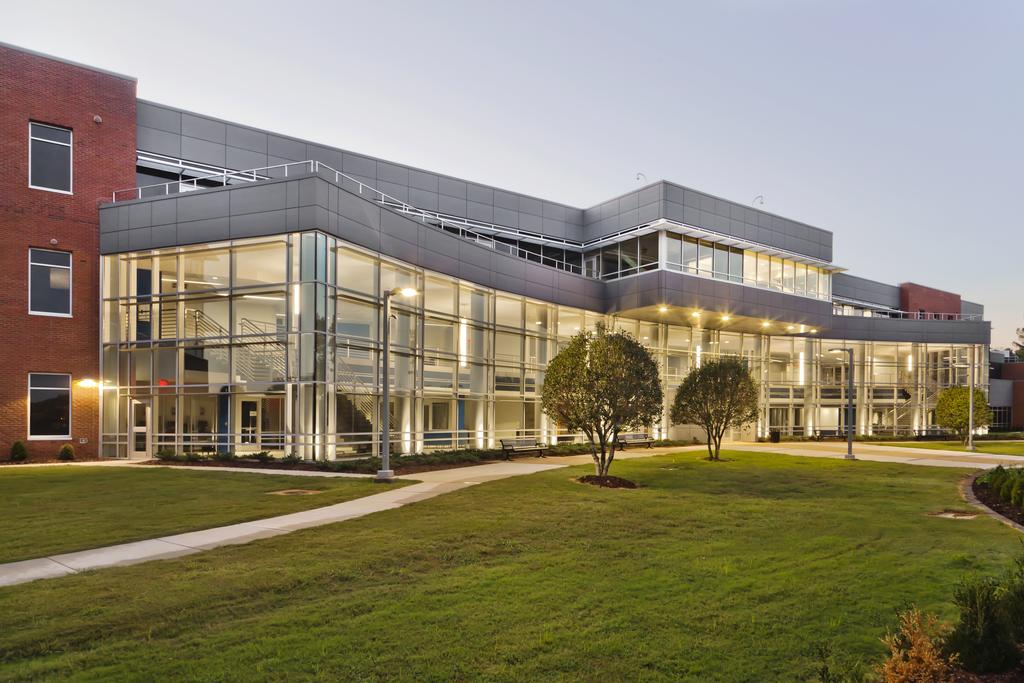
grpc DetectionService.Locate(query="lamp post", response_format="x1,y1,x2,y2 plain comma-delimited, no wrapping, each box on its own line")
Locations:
377,286,419,482
829,347,856,460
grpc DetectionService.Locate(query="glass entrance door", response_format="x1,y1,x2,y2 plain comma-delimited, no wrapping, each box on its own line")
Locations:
130,399,151,459
240,400,259,445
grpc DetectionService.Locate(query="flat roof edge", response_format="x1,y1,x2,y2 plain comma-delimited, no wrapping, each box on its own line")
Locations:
0,40,136,82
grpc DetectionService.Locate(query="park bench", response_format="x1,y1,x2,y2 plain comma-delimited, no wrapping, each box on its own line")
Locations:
499,438,546,459
616,432,655,449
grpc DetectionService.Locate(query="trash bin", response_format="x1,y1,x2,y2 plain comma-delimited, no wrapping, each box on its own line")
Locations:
769,429,781,443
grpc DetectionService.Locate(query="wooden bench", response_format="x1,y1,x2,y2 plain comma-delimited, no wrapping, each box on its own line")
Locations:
499,438,546,459
616,433,655,449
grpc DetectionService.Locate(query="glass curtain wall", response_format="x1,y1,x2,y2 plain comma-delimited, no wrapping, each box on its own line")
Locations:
101,231,983,459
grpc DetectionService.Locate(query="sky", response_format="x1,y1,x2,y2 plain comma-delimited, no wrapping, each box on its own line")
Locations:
3,0,1022,347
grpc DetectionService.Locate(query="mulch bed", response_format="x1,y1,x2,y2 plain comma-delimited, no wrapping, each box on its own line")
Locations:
0,458,102,467
576,475,638,489
972,480,1024,527
951,663,1024,681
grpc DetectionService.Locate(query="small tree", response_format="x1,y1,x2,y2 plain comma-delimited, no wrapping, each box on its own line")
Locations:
935,387,991,444
671,358,758,461
540,324,662,477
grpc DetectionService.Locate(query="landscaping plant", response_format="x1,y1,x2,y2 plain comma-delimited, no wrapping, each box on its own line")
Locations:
944,575,1019,673
878,607,956,683
540,323,662,477
57,443,74,461
670,358,759,461
9,440,27,462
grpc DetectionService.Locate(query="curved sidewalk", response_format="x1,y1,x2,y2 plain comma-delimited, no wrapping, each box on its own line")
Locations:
0,460,563,588
1,442,1017,588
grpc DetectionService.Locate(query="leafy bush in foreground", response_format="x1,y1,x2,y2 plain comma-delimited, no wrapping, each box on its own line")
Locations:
945,575,1019,673
878,607,956,682
57,444,74,461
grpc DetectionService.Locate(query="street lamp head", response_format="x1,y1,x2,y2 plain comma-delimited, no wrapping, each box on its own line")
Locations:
390,287,419,298
828,348,845,354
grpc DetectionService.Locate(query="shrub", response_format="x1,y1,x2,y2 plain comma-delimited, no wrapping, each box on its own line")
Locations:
945,576,1019,673
878,607,956,683
1014,480,1024,508
57,443,74,461
253,451,273,463
9,441,27,462
154,450,181,462
1002,548,1024,643
985,466,1007,491
213,450,236,462
999,473,1019,502
281,453,301,465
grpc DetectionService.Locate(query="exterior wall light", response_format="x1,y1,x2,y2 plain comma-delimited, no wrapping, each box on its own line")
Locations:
77,379,99,389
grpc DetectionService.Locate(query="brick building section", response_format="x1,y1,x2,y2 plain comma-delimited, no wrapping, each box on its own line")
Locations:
899,282,961,317
0,46,136,458
998,363,1024,430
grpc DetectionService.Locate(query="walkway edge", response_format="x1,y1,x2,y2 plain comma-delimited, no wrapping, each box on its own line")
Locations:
0,461,565,588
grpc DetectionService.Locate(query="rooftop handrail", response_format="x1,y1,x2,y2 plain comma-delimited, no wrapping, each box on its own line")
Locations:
831,305,982,322
112,160,588,274
111,160,839,265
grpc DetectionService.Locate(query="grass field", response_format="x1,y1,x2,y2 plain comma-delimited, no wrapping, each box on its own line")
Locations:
0,466,406,563
876,440,1024,456
0,451,1019,681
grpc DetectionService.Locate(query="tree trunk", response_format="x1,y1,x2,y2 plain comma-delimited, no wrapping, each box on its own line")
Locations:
705,428,715,461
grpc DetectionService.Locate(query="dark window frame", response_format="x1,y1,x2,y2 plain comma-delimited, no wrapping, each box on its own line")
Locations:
28,372,72,440
29,248,72,317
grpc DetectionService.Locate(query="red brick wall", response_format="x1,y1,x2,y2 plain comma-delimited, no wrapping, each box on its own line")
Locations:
899,282,961,316
0,45,135,459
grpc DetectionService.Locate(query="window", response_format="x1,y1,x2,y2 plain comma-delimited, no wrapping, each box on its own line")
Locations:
29,249,72,316
29,123,72,193
28,373,71,439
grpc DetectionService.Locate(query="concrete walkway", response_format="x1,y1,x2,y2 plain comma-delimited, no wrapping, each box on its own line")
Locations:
0,460,563,588
2,442,1020,588
731,441,1024,469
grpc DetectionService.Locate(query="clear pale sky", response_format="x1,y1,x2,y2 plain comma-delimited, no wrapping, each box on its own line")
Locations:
4,1,1021,347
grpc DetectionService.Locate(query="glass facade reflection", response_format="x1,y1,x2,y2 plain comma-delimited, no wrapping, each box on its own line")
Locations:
100,231,985,459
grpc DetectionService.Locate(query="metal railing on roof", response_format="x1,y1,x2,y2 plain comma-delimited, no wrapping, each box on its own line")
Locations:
113,160,589,274
831,303,983,322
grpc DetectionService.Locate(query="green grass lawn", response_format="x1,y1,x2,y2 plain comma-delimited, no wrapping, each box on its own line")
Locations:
876,440,1024,455
0,451,1019,681
0,466,406,563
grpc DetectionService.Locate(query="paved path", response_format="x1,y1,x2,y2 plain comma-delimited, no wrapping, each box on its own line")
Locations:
2,442,1019,588
731,441,1024,469
0,461,563,588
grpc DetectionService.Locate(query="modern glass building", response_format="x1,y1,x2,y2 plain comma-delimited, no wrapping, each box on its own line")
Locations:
0,41,991,461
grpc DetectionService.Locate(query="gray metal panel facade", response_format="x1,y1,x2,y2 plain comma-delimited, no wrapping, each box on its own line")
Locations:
100,173,989,346
832,273,902,308
136,100,585,243
582,182,833,262
137,102,838,260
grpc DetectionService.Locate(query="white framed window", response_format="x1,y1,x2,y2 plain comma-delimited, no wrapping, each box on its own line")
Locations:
28,373,71,440
29,123,72,194
29,249,72,316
